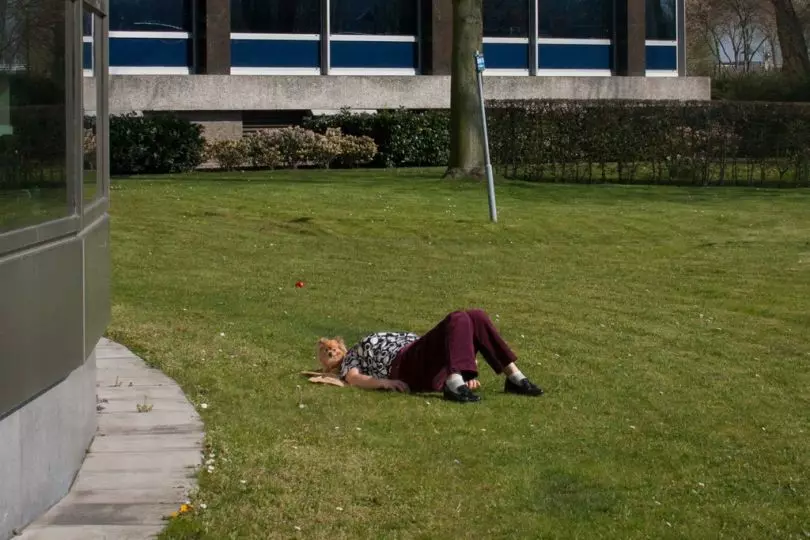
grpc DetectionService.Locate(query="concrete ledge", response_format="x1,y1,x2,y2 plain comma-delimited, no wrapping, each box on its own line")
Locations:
84,75,711,114
0,353,96,540
17,339,204,540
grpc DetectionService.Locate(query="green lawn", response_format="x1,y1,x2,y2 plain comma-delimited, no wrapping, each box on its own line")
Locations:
108,169,810,539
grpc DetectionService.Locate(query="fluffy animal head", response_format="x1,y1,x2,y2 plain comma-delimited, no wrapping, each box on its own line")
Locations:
317,337,347,373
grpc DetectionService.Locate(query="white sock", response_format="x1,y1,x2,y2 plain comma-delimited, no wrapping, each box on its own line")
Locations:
508,370,527,385
445,373,466,394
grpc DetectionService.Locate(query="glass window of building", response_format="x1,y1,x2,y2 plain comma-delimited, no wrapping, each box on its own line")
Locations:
109,0,192,32
232,0,321,34
646,0,676,40
83,10,92,37
83,6,98,205
330,0,417,35
538,0,613,39
0,0,68,233
483,0,530,37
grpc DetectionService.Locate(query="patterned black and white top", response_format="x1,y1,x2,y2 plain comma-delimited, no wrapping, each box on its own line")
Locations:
339,332,420,380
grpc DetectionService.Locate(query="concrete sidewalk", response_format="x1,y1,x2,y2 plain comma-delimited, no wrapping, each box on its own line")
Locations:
17,339,205,540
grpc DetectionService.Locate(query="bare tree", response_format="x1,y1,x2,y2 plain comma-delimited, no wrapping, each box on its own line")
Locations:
770,0,810,74
689,0,775,72
0,0,64,74
445,0,485,180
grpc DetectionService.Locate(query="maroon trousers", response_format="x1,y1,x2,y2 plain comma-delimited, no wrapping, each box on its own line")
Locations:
390,309,518,392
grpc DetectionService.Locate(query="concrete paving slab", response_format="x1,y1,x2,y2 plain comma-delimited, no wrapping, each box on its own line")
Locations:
37,503,176,526
68,487,190,505
96,423,203,437
99,385,187,401
97,410,201,430
97,396,196,414
96,369,172,386
95,356,152,369
80,451,201,474
17,525,163,540
19,340,205,539
89,433,202,454
71,471,197,492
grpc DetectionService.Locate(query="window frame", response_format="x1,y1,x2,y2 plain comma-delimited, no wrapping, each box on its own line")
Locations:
0,0,108,258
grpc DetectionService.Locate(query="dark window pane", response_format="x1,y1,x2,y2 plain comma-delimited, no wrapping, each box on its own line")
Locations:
83,10,92,36
646,0,676,40
109,0,192,32
0,0,68,233
331,0,417,35
232,0,320,34
484,0,529,37
539,0,613,39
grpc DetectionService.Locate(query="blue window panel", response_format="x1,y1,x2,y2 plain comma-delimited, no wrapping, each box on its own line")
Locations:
231,39,320,68
482,42,529,70
330,41,416,69
646,45,677,70
110,37,191,67
83,42,93,70
538,43,612,70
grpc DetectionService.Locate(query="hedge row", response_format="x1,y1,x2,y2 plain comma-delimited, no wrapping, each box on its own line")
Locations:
302,109,449,168
7,101,810,186
488,100,810,186
712,72,810,103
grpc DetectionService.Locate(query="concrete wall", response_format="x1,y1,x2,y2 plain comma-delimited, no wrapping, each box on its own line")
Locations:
0,353,97,540
0,217,110,540
84,74,711,115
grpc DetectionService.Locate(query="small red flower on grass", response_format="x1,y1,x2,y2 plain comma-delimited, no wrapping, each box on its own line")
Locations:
295,281,305,288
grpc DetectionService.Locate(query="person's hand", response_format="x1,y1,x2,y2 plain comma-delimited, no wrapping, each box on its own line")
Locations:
381,379,410,392
466,379,481,391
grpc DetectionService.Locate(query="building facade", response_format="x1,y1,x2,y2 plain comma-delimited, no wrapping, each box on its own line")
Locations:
0,1,110,539
86,0,683,77
81,0,708,138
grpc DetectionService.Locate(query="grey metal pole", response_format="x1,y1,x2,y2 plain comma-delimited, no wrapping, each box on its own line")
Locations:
474,51,498,223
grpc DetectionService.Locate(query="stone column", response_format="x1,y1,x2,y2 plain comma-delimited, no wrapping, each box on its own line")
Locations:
424,0,453,75
614,0,646,76
200,0,230,74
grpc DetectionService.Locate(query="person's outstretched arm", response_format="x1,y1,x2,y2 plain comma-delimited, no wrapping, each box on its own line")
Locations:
344,368,409,392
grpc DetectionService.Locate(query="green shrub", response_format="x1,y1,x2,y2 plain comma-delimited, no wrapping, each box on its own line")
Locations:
245,131,283,169
83,128,97,170
336,130,378,167
109,113,205,176
488,99,810,186
712,71,810,102
236,127,377,170
303,108,449,168
206,139,249,170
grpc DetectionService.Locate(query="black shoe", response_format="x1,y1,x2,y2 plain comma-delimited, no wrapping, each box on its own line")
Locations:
443,384,482,403
505,378,544,397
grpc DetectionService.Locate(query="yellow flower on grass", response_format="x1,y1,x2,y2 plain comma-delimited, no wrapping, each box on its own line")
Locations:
169,503,193,519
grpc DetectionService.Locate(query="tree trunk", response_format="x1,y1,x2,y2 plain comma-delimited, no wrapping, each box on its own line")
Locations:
771,0,810,75
444,0,485,180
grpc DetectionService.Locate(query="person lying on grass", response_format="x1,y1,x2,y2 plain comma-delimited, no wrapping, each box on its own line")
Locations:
319,309,544,403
